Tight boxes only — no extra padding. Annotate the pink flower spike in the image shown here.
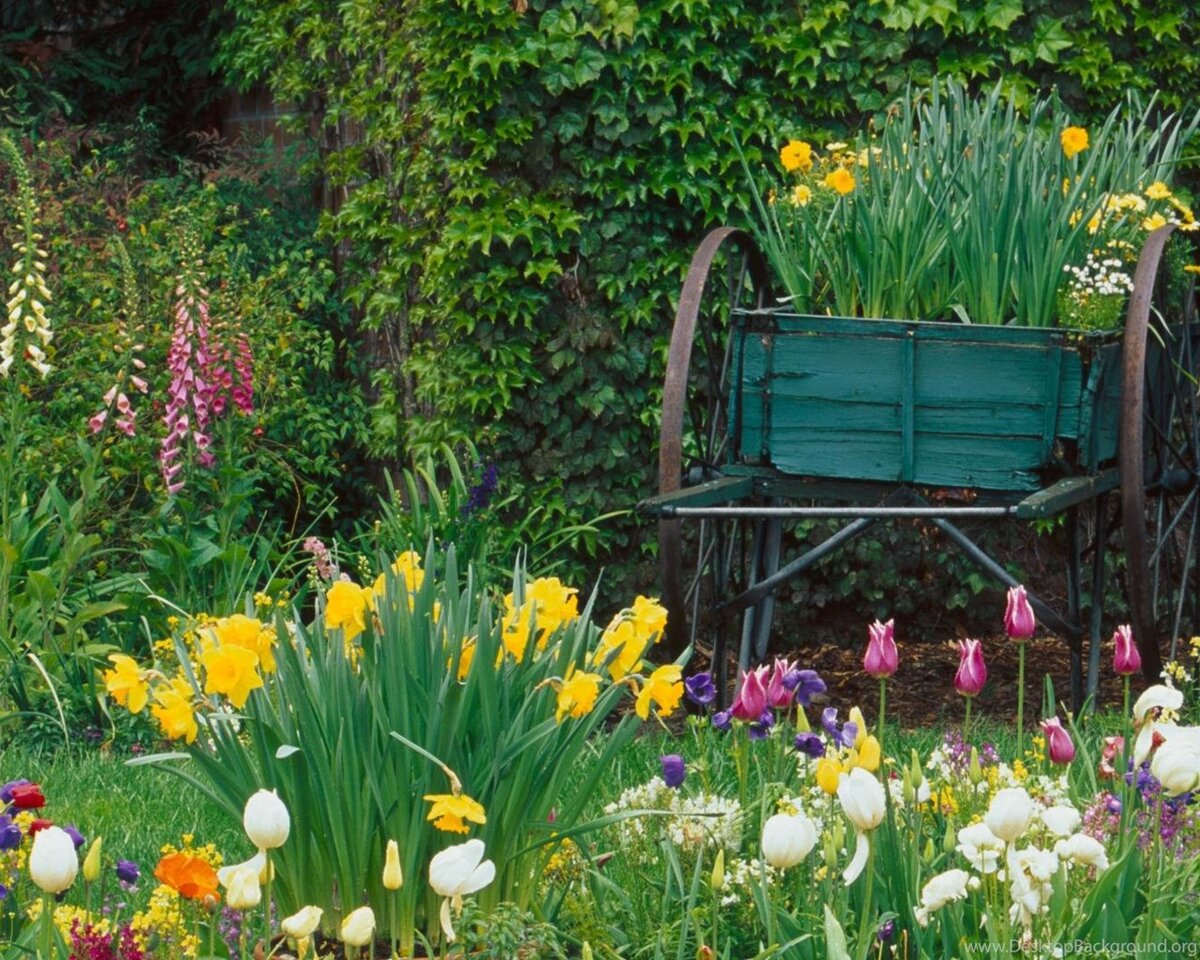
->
[1004,586,1036,641]
[1113,625,1141,677]
[1041,716,1076,765]
[731,667,768,721]
[954,639,987,697]
[863,618,897,679]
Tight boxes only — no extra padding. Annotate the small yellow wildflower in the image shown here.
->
[779,139,814,173]
[1142,212,1169,232]
[423,793,487,834]
[1145,181,1172,200]
[823,167,855,195]
[104,654,150,714]
[1061,126,1089,159]
[791,184,812,206]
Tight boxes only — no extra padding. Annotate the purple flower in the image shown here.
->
[821,708,857,748]
[0,815,20,850]
[63,824,86,849]
[463,462,500,516]
[785,669,826,707]
[115,859,140,885]
[877,919,895,942]
[0,882,7,900]
[0,779,30,805]
[660,754,686,788]
[685,672,717,706]
[794,732,825,758]
[712,710,732,732]
[749,709,774,741]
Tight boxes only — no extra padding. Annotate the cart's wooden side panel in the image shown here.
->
[732,315,1110,491]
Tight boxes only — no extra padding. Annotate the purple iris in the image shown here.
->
[784,669,826,707]
[63,824,85,849]
[115,859,140,885]
[0,779,29,805]
[0,883,7,900]
[794,732,825,758]
[0,815,20,850]
[821,708,858,748]
[685,672,717,706]
[749,709,774,741]
[877,919,896,942]
[660,754,686,788]
[712,710,732,732]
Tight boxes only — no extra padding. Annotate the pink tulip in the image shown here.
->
[954,639,987,698]
[1004,586,1036,641]
[1041,717,1076,765]
[1113,624,1141,677]
[731,666,769,721]
[764,658,795,710]
[862,619,897,679]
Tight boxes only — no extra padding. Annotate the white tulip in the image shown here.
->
[1039,805,1082,838]
[985,787,1035,843]
[429,838,496,942]
[281,905,324,939]
[837,769,886,832]
[913,868,971,927]
[29,825,79,894]
[1055,833,1109,870]
[1133,684,1183,725]
[225,865,262,911]
[761,812,817,869]
[1150,735,1200,796]
[1010,845,1059,883]
[218,850,269,888]
[340,905,375,947]
[243,789,290,850]
[956,821,1004,874]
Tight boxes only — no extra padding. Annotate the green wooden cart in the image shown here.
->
[638,225,1200,708]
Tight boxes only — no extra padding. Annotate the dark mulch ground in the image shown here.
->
[784,633,1143,727]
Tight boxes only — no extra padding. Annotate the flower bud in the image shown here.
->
[761,812,818,869]
[383,839,403,891]
[863,619,898,678]
[281,905,324,939]
[226,866,261,911]
[1112,624,1141,677]
[1004,586,1036,641]
[83,836,103,884]
[340,906,376,947]
[30,825,79,893]
[968,747,983,785]
[243,789,290,850]
[710,848,725,891]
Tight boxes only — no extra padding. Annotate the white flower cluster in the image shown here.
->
[1062,253,1134,299]
[1,234,52,378]
[718,857,778,907]
[603,777,742,852]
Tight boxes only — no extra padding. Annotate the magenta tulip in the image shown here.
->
[862,619,898,679]
[1113,624,1141,677]
[731,666,769,721]
[954,639,987,698]
[765,658,796,709]
[1041,717,1076,765]
[1004,586,1036,641]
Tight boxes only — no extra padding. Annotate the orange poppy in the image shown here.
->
[154,851,220,901]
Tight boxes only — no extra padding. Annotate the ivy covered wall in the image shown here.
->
[218,0,1200,597]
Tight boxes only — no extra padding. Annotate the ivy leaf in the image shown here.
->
[983,0,1023,32]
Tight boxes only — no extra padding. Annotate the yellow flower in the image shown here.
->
[1061,126,1089,159]
[815,756,841,795]
[150,676,198,744]
[791,184,812,206]
[1143,212,1169,232]
[200,643,263,709]
[501,577,579,660]
[847,706,868,750]
[1145,181,1172,200]
[423,793,487,834]
[823,168,855,195]
[555,667,604,723]
[634,663,684,720]
[854,735,881,773]
[454,636,476,681]
[779,139,813,173]
[592,617,646,680]
[325,580,372,642]
[104,654,149,714]
[630,595,667,642]
[207,614,277,674]
[1184,265,1200,275]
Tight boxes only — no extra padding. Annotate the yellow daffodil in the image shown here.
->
[501,577,579,660]
[150,676,199,744]
[630,596,667,643]
[1061,126,1088,159]
[104,654,149,714]
[555,667,604,723]
[592,617,647,680]
[424,793,487,835]
[779,139,814,173]
[324,580,373,641]
[823,168,855,196]
[1145,181,1172,200]
[200,643,263,709]
[207,614,277,673]
[455,637,476,681]
[634,664,684,720]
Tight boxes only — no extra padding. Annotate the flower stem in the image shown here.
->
[263,853,273,955]
[39,893,55,960]
[1016,642,1026,759]
[877,679,887,755]
[963,695,972,739]
[855,837,877,960]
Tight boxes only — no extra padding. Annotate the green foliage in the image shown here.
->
[217,0,1200,605]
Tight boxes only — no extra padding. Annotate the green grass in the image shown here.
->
[2,745,251,873]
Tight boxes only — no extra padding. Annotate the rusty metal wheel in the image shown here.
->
[658,228,771,672]
[1121,224,1200,681]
